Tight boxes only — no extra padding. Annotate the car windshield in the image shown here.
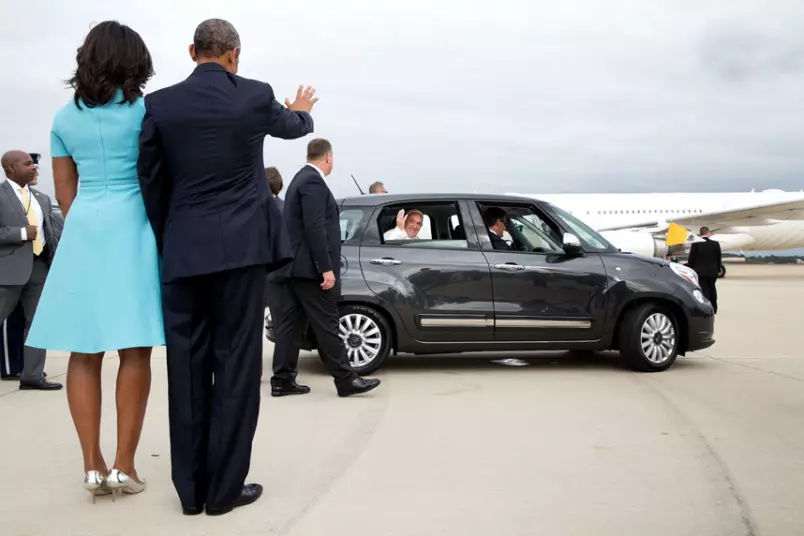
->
[547,204,618,252]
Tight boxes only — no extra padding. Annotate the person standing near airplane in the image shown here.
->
[687,226,722,313]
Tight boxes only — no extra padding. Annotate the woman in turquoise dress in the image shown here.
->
[26,21,164,501]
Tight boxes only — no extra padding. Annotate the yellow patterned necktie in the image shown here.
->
[18,187,43,256]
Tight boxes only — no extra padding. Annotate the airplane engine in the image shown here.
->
[600,230,669,258]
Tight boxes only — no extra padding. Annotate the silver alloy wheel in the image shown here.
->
[339,313,383,367]
[640,312,676,364]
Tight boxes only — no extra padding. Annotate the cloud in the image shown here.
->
[2,0,804,199]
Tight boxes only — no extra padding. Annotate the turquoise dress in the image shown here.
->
[26,90,165,353]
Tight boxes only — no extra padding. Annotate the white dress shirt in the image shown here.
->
[3,177,45,247]
[306,163,326,180]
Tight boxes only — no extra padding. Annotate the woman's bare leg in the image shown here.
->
[66,352,107,473]
[112,347,152,480]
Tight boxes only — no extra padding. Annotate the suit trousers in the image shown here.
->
[269,277,357,388]
[0,257,48,381]
[161,264,265,511]
[699,276,718,314]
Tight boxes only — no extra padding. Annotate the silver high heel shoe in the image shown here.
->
[106,468,146,498]
[83,471,112,503]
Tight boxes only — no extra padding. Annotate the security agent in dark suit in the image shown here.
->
[687,226,722,313]
[484,206,512,250]
[270,139,381,398]
[137,19,313,517]
[0,150,62,390]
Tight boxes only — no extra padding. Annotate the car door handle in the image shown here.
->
[371,258,402,266]
[494,263,525,272]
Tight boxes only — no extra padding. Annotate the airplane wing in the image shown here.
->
[597,196,804,233]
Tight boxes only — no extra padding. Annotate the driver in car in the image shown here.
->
[484,207,512,250]
[384,209,424,240]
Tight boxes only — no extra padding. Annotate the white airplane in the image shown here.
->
[508,189,804,277]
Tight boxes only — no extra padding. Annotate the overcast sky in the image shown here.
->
[4,0,804,198]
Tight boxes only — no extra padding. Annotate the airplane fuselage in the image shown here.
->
[509,190,804,252]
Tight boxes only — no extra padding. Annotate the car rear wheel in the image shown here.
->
[339,305,392,375]
[618,303,679,372]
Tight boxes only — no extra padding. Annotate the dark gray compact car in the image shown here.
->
[265,194,715,374]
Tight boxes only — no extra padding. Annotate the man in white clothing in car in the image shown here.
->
[383,209,424,241]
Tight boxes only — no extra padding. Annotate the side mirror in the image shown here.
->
[562,232,584,256]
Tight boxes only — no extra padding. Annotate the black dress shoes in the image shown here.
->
[271,381,311,397]
[19,379,63,391]
[206,483,263,516]
[337,377,381,397]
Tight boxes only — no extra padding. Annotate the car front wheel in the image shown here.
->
[618,303,679,372]
[338,305,392,375]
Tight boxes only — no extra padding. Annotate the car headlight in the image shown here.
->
[669,262,699,287]
[692,289,706,304]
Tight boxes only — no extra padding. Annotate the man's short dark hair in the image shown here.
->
[484,207,507,228]
[193,18,241,59]
[266,166,282,195]
[307,139,332,161]
[700,226,710,235]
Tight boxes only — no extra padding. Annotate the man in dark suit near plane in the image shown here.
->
[138,18,314,516]
[687,226,722,313]
[270,139,381,398]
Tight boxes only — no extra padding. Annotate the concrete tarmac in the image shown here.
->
[1,264,803,535]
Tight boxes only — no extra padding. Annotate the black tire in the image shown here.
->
[617,303,679,372]
[338,304,392,375]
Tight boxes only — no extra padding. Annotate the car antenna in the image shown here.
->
[351,174,366,195]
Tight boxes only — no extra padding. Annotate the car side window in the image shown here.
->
[477,203,564,254]
[378,202,469,249]
[339,208,367,243]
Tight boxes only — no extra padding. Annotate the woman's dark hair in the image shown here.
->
[69,21,154,109]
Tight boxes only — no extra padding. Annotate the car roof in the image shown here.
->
[338,193,547,207]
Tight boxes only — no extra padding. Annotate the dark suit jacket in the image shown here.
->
[137,63,313,282]
[284,165,341,281]
[687,237,722,278]
[489,231,512,250]
[274,195,284,214]
[0,181,59,286]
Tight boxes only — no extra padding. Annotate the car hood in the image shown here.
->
[608,251,669,267]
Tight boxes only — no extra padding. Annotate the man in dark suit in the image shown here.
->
[484,207,512,250]
[137,19,314,516]
[0,150,62,390]
[270,139,381,398]
[687,226,722,313]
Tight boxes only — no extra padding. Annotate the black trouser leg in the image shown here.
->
[267,277,305,385]
[290,279,357,388]
[205,265,265,509]
[699,277,718,314]
[162,275,213,511]
[162,265,265,511]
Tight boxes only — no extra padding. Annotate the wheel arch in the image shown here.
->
[611,296,690,355]
[338,300,399,354]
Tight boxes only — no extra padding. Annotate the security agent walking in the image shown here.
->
[687,226,722,313]
[137,19,312,516]
[0,150,62,390]
[271,139,381,397]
